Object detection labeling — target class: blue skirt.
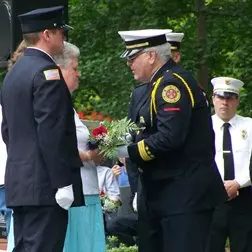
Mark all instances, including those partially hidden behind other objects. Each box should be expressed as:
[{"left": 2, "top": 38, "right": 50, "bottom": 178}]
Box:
[
  {"left": 7, "top": 213, "right": 14, "bottom": 252},
  {"left": 64, "top": 195, "right": 106, "bottom": 252}
]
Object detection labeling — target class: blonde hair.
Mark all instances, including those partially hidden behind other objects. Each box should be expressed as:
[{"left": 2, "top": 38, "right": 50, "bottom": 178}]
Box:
[
  {"left": 23, "top": 32, "right": 40, "bottom": 46},
  {"left": 8, "top": 40, "right": 27, "bottom": 70}
]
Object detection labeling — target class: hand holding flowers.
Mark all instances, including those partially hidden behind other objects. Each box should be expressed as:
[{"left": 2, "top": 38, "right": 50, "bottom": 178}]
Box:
[
  {"left": 88, "top": 117, "right": 143, "bottom": 160},
  {"left": 79, "top": 149, "right": 103, "bottom": 164},
  {"left": 100, "top": 189, "right": 121, "bottom": 212}
]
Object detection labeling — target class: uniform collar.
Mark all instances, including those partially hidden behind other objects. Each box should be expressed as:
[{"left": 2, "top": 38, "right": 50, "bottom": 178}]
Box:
[
  {"left": 151, "top": 58, "right": 176, "bottom": 84},
  {"left": 25, "top": 47, "right": 56, "bottom": 63},
  {"left": 213, "top": 114, "right": 238, "bottom": 129}
]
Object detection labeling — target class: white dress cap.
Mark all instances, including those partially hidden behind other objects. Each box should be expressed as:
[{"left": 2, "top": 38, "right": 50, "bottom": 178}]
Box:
[
  {"left": 166, "top": 32, "right": 184, "bottom": 42},
  {"left": 165, "top": 32, "right": 184, "bottom": 50},
  {"left": 211, "top": 77, "right": 244, "bottom": 96},
  {"left": 118, "top": 29, "right": 172, "bottom": 42},
  {"left": 118, "top": 29, "right": 172, "bottom": 58}
]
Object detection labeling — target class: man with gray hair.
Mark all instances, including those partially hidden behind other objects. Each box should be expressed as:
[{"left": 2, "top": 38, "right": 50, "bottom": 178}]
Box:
[{"left": 118, "top": 29, "right": 227, "bottom": 252}]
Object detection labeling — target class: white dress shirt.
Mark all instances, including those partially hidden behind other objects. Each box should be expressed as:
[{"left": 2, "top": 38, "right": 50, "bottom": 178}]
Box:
[
  {"left": 74, "top": 110, "right": 99, "bottom": 195},
  {"left": 212, "top": 114, "right": 252, "bottom": 188},
  {"left": 0, "top": 105, "right": 7, "bottom": 185},
  {"left": 97, "top": 165, "right": 120, "bottom": 201}
]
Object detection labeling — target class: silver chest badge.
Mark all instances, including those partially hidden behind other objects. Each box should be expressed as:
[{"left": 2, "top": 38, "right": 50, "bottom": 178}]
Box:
[{"left": 241, "top": 129, "right": 247, "bottom": 140}]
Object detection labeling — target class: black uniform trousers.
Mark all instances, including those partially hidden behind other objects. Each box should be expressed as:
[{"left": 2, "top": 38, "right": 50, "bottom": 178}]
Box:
[
  {"left": 13, "top": 205, "right": 68, "bottom": 252},
  {"left": 137, "top": 176, "right": 214, "bottom": 252},
  {"left": 137, "top": 187, "right": 213, "bottom": 252},
  {"left": 106, "top": 213, "right": 138, "bottom": 246},
  {"left": 206, "top": 187, "right": 252, "bottom": 252}
]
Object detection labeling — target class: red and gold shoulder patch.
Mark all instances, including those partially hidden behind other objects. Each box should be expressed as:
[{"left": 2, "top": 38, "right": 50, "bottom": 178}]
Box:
[{"left": 162, "top": 85, "right": 181, "bottom": 103}]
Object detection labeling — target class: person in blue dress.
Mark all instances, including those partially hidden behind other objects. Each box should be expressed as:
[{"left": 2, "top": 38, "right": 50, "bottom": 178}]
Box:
[{"left": 55, "top": 41, "right": 106, "bottom": 252}]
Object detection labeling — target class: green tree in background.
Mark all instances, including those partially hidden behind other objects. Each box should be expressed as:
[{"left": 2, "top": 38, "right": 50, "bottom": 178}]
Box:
[
  {"left": 1, "top": 0, "right": 252, "bottom": 118},
  {"left": 68, "top": 0, "right": 196, "bottom": 118}
]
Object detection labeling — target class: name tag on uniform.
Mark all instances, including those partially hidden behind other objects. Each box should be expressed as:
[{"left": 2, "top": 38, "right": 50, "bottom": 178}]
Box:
[
  {"left": 223, "top": 150, "right": 231, "bottom": 153},
  {"left": 43, "top": 69, "right": 60, "bottom": 80}
]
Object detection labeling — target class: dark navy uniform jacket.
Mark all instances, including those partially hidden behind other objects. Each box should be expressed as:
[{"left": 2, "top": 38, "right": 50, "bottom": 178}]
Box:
[
  {"left": 126, "top": 83, "right": 148, "bottom": 195},
  {"left": 1, "top": 48, "right": 84, "bottom": 207},
  {"left": 128, "top": 59, "right": 227, "bottom": 216}
]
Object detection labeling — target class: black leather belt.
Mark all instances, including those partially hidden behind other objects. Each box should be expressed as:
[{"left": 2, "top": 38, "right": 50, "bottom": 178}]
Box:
[{"left": 238, "top": 186, "right": 252, "bottom": 196}]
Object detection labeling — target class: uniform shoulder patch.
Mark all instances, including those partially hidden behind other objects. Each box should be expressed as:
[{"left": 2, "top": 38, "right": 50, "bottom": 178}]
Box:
[
  {"left": 43, "top": 69, "right": 60, "bottom": 80},
  {"left": 162, "top": 85, "right": 181, "bottom": 103}
]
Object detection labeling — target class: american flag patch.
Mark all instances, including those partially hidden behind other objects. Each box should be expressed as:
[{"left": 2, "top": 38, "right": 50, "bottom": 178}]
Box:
[{"left": 43, "top": 69, "right": 60, "bottom": 80}]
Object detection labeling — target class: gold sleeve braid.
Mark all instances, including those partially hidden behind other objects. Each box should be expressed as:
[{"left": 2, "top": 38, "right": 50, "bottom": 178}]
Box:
[{"left": 137, "top": 140, "right": 155, "bottom": 161}]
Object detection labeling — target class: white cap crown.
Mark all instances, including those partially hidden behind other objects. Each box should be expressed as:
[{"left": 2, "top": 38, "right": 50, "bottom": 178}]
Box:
[
  {"left": 211, "top": 77, "right": 244, "bottom": 95},
  {"left": 118, "top": 29, "right": 172, "bottom": 58},
  {"left": 118, "top": 29, "right": 172, "bottom": 42}
]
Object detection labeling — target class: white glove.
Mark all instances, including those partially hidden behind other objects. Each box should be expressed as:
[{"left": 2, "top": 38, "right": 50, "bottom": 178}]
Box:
[
  {"left": 133, "top": 193, "right": 137, "bottom": 212},
  {"left": 55, "top": 184, "right": 74, "bottom": 210},
  {"left": 116, "top": 145, "right": 129, "bottom": 158},
  {"left": 124, "top": 133, "right": 133, "bottom": 143}
]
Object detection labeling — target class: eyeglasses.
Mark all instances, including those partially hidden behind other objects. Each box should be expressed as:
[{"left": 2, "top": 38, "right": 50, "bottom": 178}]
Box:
[{"left": 126, "top": 50, "right": 147, "bottom": 62}]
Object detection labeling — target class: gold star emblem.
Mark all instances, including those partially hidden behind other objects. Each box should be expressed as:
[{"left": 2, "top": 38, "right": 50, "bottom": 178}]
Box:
[{"left": 225, "top": 79, "right": 231, "bottom": 85}]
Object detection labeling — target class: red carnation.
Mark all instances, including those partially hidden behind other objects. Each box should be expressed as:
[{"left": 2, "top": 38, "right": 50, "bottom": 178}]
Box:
[
  {"left": 92, "top": 125, "right": 108, "bottom": 138},
  {"left": 100, "top": 189, "right": 105, "bottom": 197}
]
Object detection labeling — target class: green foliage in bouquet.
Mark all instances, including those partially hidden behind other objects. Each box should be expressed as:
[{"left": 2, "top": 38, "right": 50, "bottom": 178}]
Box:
[
  {"left": 101, "top": 118, "right": 140, "bottom": 160},
  {"left": 90, "top": 117, "right": 143, "bottom": 160},
  {"left": 100, "top": 190, "right": 121, "bottom": 212},
  {"left": 106, "top": 236, "right": 138, "bottom": 252}
]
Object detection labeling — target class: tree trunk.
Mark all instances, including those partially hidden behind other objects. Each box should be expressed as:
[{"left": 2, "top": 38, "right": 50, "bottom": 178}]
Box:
[{"left": 194, "top": 0, "right": 209, "bottom": 90}]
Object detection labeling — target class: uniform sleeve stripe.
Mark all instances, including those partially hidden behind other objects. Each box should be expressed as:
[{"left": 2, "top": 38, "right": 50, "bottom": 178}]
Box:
[
  {"left": 173, "top": 73, "right": 195, "bottom": 108},
  {"left": 137, "top": 140, "right": 153, "bottom": 161}
]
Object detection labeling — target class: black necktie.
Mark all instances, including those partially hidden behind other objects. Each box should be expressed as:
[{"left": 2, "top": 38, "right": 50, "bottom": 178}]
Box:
[{"left": 223, "top": 122, "right": 235, "bottom": 180}]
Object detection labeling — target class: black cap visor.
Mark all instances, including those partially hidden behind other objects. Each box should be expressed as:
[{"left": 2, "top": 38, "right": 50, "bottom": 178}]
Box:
[
  {"left": 214, "top": 91, "right": 239, "bottom": 99},
  {"left": 120, "top": 49, "right": 142, "bottom": 58},
  {"left": 61, "top": 24, "right": 73, "bottom": 31}
]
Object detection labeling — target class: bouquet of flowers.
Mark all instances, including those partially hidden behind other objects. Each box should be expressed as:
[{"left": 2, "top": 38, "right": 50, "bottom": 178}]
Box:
[
  {"left": 100, "top": 189, "right": 121, "bottom": 212},
  {"left": 88, "top": 117, "right": 142, "bottom": 160}
]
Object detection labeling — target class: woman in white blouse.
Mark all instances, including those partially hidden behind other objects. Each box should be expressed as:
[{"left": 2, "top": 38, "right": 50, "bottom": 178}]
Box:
[{"left": 56, "top": 42, "right": 106, "bottom": 252}]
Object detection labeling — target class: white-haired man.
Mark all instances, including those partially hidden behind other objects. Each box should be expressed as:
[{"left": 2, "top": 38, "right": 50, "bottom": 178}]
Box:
[
  {"left": 117, "top": 29, "right": 227, "bottom": 252},
  {"left": 109, "top": 30, "right": 186, "bottom": 247},
  {"left": 126, "top": 31, "right": 184, "bottom": 205}
]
